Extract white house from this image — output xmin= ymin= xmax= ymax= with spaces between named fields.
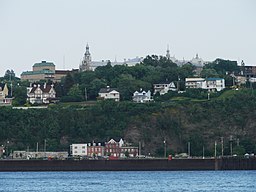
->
xmin=98 ymin=87 xmax=120 ymax=101
xmin=27 ymin=83 xmax=56 ymax=104
xmin=185 ymin=77 xmax=225 ymax=92
xmin=203 ymin=78 xmax=225 ymax=92
xmin=70 ymin=144 xmax=88 ymax=156
xmin=133 ymin=90 xmax=153 ymax=103
xmin=185 ymin=78 xmax=205 ymax=89
xmin=153 ymin=82 xmax=177 ymax=95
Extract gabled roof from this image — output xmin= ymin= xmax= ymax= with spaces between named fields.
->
xmin=0 ymin=83 xmax=6 ymax=90
xmin=99 ymin=88 xmax=119 ymax=93
xmin=29 ymin=83 xmax=54 ymax=94
xmin=108 ymin=139 xmax=117 ymax=144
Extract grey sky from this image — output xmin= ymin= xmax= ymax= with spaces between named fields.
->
xmin=0 ymin=0 xmax=255 ymax=77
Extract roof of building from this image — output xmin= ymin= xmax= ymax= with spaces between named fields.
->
xmin=21 ymin=70 xmax=55 ymax=76
xmin=206 ymin=78 xmax=224 ymax=81
xmin=99 ymin=88 xmax=119 ymax=93
xmin=0 ymin=83 xmax=6 ymax=90
xmin=185 ymin=78 xmax=205 ymax=82
xmin=29 ymin=83 xmax=54 ymax=94
xmin=33 ymin=61 xmax=55 ymax=67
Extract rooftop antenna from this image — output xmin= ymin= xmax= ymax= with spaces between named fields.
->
xmin=63 ymin=55 xmax=65 ymax=69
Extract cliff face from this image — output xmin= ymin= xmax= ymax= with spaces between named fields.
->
xmin=1 ymin=90 xmax=256 ymax=157
xmin=124 ymin=91 xmax=256 ymax=156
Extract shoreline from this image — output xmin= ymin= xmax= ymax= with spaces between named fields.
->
xmin=0 ymin=158 xmax=255 ymax=172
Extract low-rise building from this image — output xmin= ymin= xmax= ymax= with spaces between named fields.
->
xmin=133 ymin=90 xmax=153 ymax=103
xmin=27 ymin=83 xmax=56 ymax=104
xmin=13 ymin=151 xmax=68 ymax=160
xmin=98 ymin=87 xmax=120 ymax=101
xmin=153 ymin=82 xmax=177 ymax=95
xmin=0 ymin=83 xmax=12 ymax=106
xmin=87 ymin=142 xmax=105 ymax=157
xmin=105 ymin=138 xmax=138 ymax=158
xmin=185 ymin=77 xmax=225 ymax=92
xmin=70 ymin=144 xmax=88 ymax=156
xmin=21 ymin=60 xmax=78 ymax=82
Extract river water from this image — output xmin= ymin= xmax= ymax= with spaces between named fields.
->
xmin=0 ymin=171 xmax=255 ymax=192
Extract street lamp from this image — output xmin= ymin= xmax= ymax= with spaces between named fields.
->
xmin=6 ymin=140 xmax=9 ymax=157
xmin=188 ymin=142 xmax=191 ymax=157
xmin=163 ymin=140 xmax=166 ymax=158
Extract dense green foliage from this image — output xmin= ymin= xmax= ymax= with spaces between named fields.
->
xmin=1 ymin=90 xmax=256 ymax=157
xmin=1 ymin=57 xmax=255 ymax=158
xmin=53 ymin=55 xmax=196 ymax=101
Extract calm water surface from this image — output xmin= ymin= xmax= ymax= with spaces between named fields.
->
xmin=0 ymin=171 xmax=255 ymax=192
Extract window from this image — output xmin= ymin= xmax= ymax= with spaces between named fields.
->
xmin=74 ymin=146 xmax=77 ymax=149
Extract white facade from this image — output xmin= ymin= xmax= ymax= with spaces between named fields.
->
xmin=153 ymin=82 xmax=177 ymax=95
xmin=185 ymin=78 xmax=205 ymax=89
xmin=27 ymin=83 xmax=56 ymax=104
xmin=70 ymin=144 xmax=88 ymax=156
xmin=202 ymin=78 xmax=225 ymax=92
xmin=133 ymin=90 xmax=153 ymax=103
xmin=185 ymin=77 xmax=225 ymax=92
xmin=98 ymin=88 xmax=120 ymax=101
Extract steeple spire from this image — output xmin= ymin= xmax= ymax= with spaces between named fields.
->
xmin=166 ymin=44 xmax=170 ymax=60
xmin=80 ymin=43 xmax=92 ymax=71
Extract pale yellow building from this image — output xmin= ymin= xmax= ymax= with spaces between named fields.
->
xmin=21 ymin=61 xmax=78 ymax=82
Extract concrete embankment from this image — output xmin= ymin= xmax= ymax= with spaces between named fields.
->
xmin=0 ymin=158 xmax=255 ymax=171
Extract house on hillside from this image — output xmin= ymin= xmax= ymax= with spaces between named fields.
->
xmin=133 ymin=90 xmax=153 ymax=103
xmin=105 ymin=138 xmax=138 ymax=158
xmin=27 ymin=83 xmax=56 ymax=104
xmin=98 ymin=87 xmax=120 ymax=101
xmin=153 ymin=82 xmax=177 ymax=95
xmin=185 ymin=77 xmax=225 ymax=92
xmin=0 ymin=83 xmax=12 ymax=106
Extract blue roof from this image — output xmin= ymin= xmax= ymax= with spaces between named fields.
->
xmin=206 ymin=78 xmax=224 ymax=81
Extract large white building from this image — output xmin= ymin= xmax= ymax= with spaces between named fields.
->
xmin=185 ymin=77 xmax=225 ymax=92
xmin=70 ymin=144 xmax=88 ymax=156
xmin=79 ymin=44 xmax=143 ymax=71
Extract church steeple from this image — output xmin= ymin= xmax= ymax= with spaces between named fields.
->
xmin=166 ymin=45 xmax=171 ymax=60
xmin=80 ymin=43 xmax=92 ymax=71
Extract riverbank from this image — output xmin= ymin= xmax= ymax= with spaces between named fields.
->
xmin=0 ymin=157 xmax=255 ymax=171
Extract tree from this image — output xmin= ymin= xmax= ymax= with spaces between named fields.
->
xmin=67 ymin=84 xmax=83 ymax=101
xmin=63 ymin=73 xmax=74 ymax=95
xmin=200 ymin=68 xmax=219 ymax=78
xmin=4 ymin=69 xmax=15 ymax=79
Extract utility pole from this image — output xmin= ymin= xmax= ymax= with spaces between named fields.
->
xmin=188 ymin=142 xmax=191 ymax=157
xmin=36 ymin=142 xmax=39 ymax=152
xmin=221 ymin=137 xmax=224 ymax=157
xmin=214 ymin=141 xmax=217 ymax=158
xmin=85 ymin=87 xmax=88 ymax=101
xmin=203 ymin=146 xmax=205 ymax=159
xmin=139 ymin=141 xmax=141 ymax=156
xmin=44 ymin=139 xmax=47 ymax=158
xmin=163 ymin=139 xmax=166 ymax=158
xmin=230 ymin=136 xmax=233 ymax=156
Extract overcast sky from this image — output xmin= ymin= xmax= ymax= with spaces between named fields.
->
xmin=0 ymin=0 xmax=255 ymax=77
